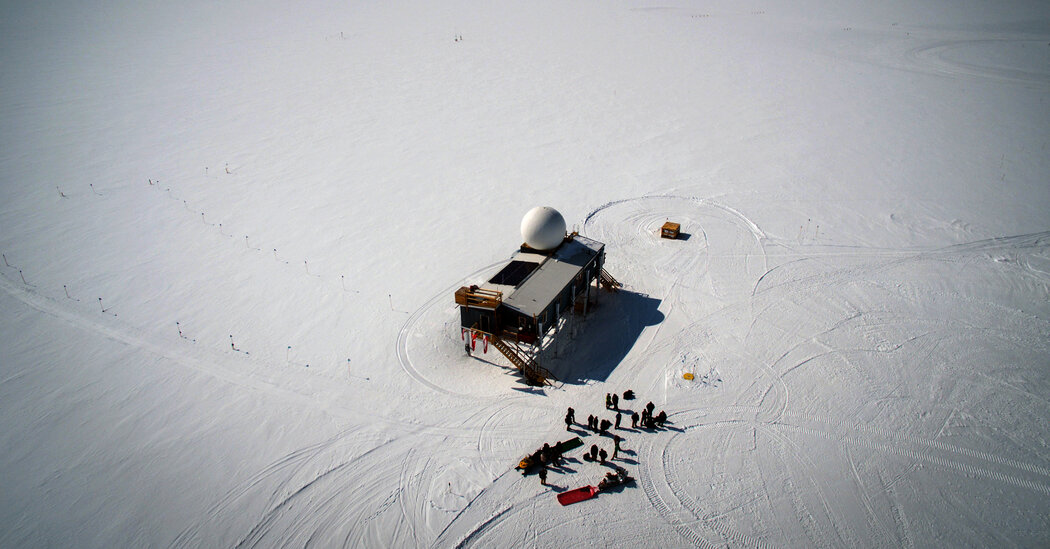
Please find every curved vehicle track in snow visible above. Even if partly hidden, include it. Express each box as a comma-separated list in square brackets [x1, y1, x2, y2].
[903, 38, 1050, 88]
[574, 198, 1050, 547]
[395, 260, 518, 399]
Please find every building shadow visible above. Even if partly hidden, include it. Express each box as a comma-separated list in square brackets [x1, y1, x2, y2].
[544, 290, 664, 384]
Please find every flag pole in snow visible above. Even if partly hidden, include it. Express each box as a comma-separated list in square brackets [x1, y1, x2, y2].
[19, 270, 27, 285]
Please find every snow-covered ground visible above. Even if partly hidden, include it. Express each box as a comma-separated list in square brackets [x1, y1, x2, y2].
[2, 0, 1048, 546]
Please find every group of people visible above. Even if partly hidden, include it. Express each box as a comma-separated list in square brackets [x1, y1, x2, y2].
[536, 442, 563, 485]
[540, 390, 669, 486]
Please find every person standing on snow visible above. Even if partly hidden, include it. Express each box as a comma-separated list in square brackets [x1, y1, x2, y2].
[615, 412, 622, 430]
[613, 435, 622, 459]
[565, 412, 573, 431]
[631, 412, 639, 429]
[599, 448, 608, 463]
[566, 407, 576, 425]
[539, 466, 548, 486]
[611, 393, 619, 411]
[605, 393, 612, 409]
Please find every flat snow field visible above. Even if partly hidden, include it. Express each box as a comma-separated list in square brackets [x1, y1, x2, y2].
[1, 0, 1049, 547]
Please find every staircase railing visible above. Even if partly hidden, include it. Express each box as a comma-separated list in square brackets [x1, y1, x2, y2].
[599, 268, 622, 291]
[485, 332, 554, 386]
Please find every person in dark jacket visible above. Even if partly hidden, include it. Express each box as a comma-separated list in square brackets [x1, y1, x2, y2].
[631, 412, 639, 429]
[605, 393, 612, 409]
[600, 419, 611, 434]
[565, 412, 573, 431]
[598, 448, 608, 463]
[566, 407, 576, 424]
[615, 412, 622, 429]
[611, 393, 619, 410]
[646, 401, 655, 415]
[590, 444, 599, 461]
[612, 435, 622, 459]
[538, 466, 548, 486]
[656, 410, 667, 427]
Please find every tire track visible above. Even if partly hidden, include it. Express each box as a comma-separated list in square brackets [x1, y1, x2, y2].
[395, 260, 510, 399]
[663, 428, 774, 549]
[878, 470, 915, 549]
[904, 38, 1050, 88]
[637, 432, 723, 548]
[773, 421, 1050, 496]
[779, 410, 1050, 479]
[764, 424, 841, 548]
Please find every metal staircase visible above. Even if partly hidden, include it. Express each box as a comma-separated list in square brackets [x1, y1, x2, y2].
[488, 333, 554, 386]
[599, 268, 622, 292]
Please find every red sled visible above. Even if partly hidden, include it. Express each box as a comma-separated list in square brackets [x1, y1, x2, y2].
[557, 486, 598, 506]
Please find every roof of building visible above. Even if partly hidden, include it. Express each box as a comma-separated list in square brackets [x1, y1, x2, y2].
[488, 234, 603, 318]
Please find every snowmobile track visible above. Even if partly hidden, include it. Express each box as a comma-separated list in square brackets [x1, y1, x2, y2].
[396, 260, 510, 399]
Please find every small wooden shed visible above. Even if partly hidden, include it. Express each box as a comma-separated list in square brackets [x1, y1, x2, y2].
[661, 221, 681, 239]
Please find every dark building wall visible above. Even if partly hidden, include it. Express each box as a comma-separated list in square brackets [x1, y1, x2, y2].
[460, 306, 496, 333]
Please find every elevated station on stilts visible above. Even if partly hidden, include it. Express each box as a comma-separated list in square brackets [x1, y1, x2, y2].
[455, 207, 621, 386]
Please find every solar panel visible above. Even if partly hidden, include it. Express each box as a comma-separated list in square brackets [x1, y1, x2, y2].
[488, 260, 540, 286]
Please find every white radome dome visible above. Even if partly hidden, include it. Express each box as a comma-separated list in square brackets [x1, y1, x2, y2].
[521, 206, 567, 250]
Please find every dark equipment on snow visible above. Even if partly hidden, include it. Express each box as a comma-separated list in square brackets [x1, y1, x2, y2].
[598, 466, 634, 492]
[517, 437, 583, 474]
